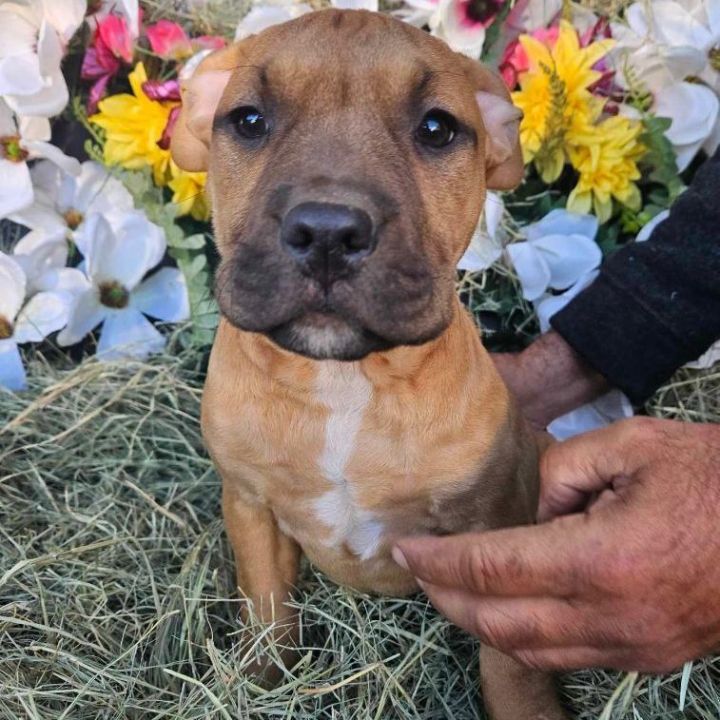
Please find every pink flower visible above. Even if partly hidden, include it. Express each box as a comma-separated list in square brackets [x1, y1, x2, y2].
[82, 14, 134, 112]
[455, 0, 504, 30]
[146, 20, 226, 60]
[499, 27, 559, 89]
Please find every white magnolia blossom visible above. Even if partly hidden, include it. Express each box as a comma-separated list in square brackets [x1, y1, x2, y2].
[90, 0, 140, 38]
[0, 251, 73, 391]
[0, 0, 85, 117]
[612, 0, 720, 170]
[458, 192, 505, 271]
[506, 209, 602, 302]
[235, 0, 313, 40]
[58, 214, 190, 359]
[10, 160, 134, 254]
[0, 100, 80, 218]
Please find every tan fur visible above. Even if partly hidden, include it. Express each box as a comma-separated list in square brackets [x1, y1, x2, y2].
[175, 10, 567, 719]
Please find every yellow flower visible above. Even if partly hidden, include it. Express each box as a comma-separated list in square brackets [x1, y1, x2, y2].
[90, 63, 179, 186]
[512, 21, 613, 183]
[567, 116, 645, 224]
[168, 162, 211, 221]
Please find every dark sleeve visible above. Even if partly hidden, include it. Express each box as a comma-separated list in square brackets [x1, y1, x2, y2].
[550, 150, 720, 404]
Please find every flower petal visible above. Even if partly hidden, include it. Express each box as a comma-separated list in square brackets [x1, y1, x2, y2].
[0, 339, 26, 391]
[97, 307, 166, 360]
[548, 390, 633, 441]
[533, 233, 602, 290]
[636, 209, 670, 243]
[655, 82, 719, 150]
[526, 208, 599, 243]
[14, 290, 72, 343]
[24, 140, 80, 175]
[0, 252, 26, 323]
[131, 267, 190, 322]
[56, 288, 105, 346]
[685, 339, 720, 370]
[506, 242, 551, 301]
[0, 159, 34, 218]
[535, 269, 599, 332]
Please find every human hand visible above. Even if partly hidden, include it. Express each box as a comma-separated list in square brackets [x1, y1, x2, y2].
[393, 418, 720, 671]
[492, 331, 609, 429]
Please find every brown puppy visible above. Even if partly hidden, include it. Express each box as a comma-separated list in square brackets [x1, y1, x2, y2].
[172, 10, 566, 720]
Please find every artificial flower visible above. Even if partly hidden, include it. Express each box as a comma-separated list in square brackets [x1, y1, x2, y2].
[457, 192, 505, 271]
[168, 161, 210, 221]
[145, 20, 226, 61]
[331, 0, 379, 8]
[235, 0, 313, 40]
[10, 160, 135, 253]
[548, 389, 633, 440]
[82, 13, 134, 113]
[396, 0, 498, 57]
[0, 252, 73, 391]
[512, 21, 613, 182]
[0, 0, 84, 117]
[567, 115, 645, 223]
[506, 209, 601, 301]
[57, 214, 190, 359]
[611, 0, 720, 170]
[500, 26, 559, 88]
[0, 101, 80, 218]
[91, 62, 179, 186]
[87, 0, 140, 39]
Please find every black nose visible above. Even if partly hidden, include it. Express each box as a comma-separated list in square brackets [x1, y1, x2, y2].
[280, 202, 376, 284]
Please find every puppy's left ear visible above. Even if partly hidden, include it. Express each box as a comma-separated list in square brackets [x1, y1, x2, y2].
[462, 59, 524, 190]
[171, 45, 242, 172]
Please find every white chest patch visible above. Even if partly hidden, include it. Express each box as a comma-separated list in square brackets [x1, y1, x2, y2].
[312, 362, 383, 560]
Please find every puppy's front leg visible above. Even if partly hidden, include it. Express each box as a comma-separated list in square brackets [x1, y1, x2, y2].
[222, 482, 301, 681]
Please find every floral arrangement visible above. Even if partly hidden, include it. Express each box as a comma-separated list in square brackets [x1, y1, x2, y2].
[1, 0, 718, 437]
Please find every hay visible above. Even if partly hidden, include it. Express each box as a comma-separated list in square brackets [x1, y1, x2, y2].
[2, 331, 720, 719]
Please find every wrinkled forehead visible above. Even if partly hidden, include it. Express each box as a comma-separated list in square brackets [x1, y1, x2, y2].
[217, 11, 480, 121]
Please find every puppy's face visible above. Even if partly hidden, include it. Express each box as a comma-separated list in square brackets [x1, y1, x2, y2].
[173, 10, 522, 360]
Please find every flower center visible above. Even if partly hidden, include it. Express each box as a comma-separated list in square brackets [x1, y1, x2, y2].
[85, 0, 103, 15]
[63, 209, 84, 230]
[1, 136, 28, 163]
[0, 315, 13, 340]
[463, 0, 501, 25]
[709, 46, 720, 72]
[99, 281, 130, 309]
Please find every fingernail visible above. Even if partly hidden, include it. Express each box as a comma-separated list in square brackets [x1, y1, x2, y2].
[391, 546, 409, 570]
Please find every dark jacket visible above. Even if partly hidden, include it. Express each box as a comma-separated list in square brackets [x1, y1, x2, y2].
[551, 149, 720, 403]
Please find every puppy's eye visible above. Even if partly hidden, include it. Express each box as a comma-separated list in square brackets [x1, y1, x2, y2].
[416, 110, 457, 148]
[231, 106, 268, 139]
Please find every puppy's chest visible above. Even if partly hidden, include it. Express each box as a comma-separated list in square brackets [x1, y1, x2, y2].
[248, 363, 483, 561]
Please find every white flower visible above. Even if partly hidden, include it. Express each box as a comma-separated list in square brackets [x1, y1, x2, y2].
[458, 192, 505, 271]
[612, 0, 720, 170]
[10, 160, 134, 254]
[0, 0, 85, 117]
[0, 251, 73, 391]
[396, 0, 489, 57]
[506, 209, 602, 302]
[331, 0, 378, 9]
[57, 214, 190, 360]
[0, 100, 80, 218]
[90, 0, 140, 38]
[235, 0, 313, 41]
[548, 390, 634, 441]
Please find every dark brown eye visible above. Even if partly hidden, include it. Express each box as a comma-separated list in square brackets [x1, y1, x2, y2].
[232, 106, 268, 139]
[416, 110, 458, 148]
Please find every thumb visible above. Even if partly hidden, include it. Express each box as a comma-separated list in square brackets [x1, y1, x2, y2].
[538, 419, 649, 522]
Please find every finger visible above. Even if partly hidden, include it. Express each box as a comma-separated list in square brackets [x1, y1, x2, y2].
[538, 418, 653, 521]
[419, 581, 592, 651]
[394, 517, 598, 598]
[511, 645, 641, 672]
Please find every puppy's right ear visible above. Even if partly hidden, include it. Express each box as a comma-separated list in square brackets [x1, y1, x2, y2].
[171, 45, 241, 172]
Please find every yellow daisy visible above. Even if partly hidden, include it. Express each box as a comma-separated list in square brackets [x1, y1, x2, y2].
[168, 162, 211, 221]
[567, 115, 645, 224]
[512, 21, 613, 183]
[90, 63, 179, 187]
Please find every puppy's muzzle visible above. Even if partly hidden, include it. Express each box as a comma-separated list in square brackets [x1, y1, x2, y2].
[280, 201, 377, 288]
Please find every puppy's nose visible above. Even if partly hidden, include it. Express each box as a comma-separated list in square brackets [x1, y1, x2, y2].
[281, 202, 376, 284]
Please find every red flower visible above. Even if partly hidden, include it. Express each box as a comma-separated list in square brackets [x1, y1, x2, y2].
[82, 14, 134, 112]
[146, 20, 226, 60]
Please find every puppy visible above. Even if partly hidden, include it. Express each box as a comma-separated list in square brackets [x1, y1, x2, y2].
[172, 10, 567, 720]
